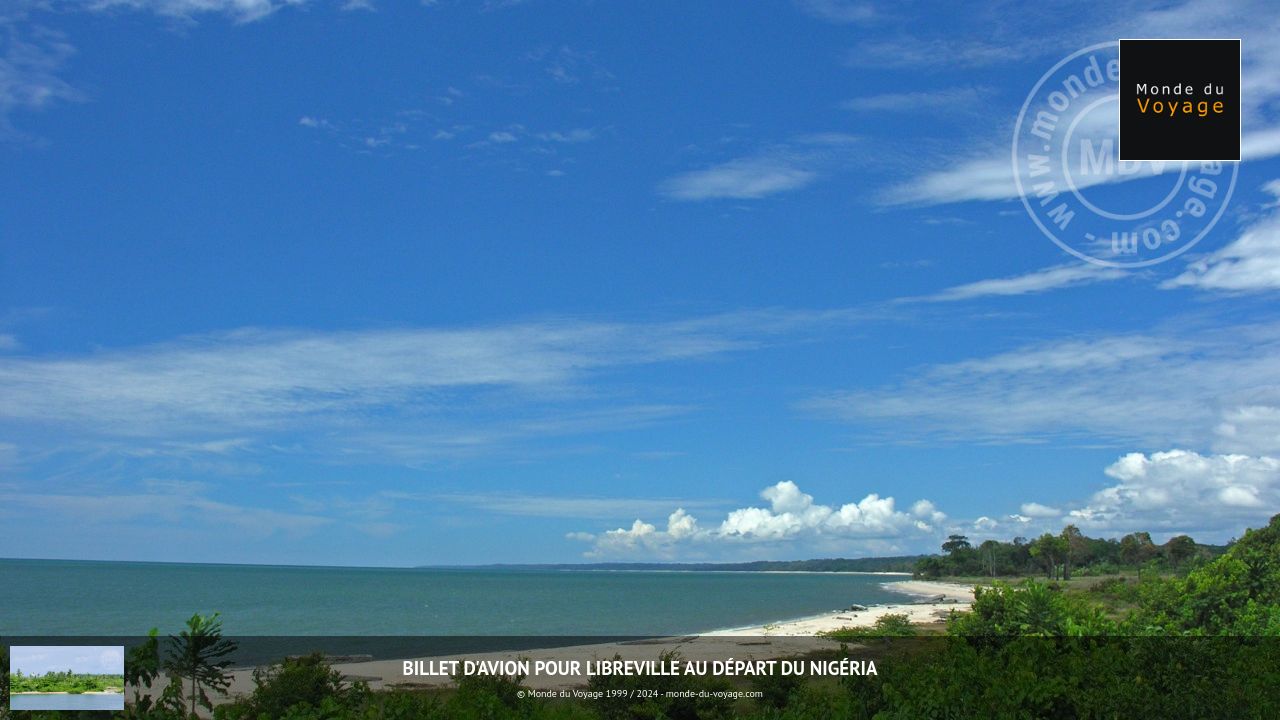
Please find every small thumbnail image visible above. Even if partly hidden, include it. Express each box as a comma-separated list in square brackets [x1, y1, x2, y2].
[8, 645, 125, 712]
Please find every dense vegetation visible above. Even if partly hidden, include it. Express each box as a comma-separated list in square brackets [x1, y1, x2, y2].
[9, 670, 124, 694]
[913, 524, 1226, 580]
[12, 515, 1279, 719]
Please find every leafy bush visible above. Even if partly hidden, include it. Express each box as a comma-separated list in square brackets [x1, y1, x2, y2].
[820, 613, 918, 642]
[214, 652, 363, 720]
[948, 580, 1116, 637]
[1130, 513, 1280, 635]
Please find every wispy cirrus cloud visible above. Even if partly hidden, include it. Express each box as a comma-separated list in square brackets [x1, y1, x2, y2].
[87, 0, 311, 24]
[0, 18, 82, 137]
[794, 0, 875, 24]
[1163, 183, 1280, 292]
[418, 491, 730, 520]
[805, 319, 1280, 455]
[841, 86, 991, 113]
[0, 483, 331, 538]
[846, 37, 1030, 70]
[659, 156, 818, 201]
[0, 310, 863, 458]
[882, 1, 1280, 207]
[900, 262, 1128, 302]
[658, 134, 858, 201]
[2, 0, 309, 137]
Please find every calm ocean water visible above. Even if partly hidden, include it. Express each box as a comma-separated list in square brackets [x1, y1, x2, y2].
[11, 694, 125, 711]
[0, 559, 909, 636]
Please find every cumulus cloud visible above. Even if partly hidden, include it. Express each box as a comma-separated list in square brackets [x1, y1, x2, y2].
[1065, 449, 1280, 536]
[1019, 502, 1061, 518]
[972, 516, 998, 531]
[572, 480, 943, 557]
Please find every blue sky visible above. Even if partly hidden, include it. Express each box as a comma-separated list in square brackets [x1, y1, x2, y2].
[10, 645, 124, 676]
[2, 0, 1280, 565]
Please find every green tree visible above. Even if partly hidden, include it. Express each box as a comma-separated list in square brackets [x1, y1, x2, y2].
[165, 612, 239, 718]
[941, 534, 971, 555]
[1165, 534, 1196, 569]
[1120, 531, 1156, 566]
[914, 555, 945, 579]
[1029, 533, 1066, 580]
[978, 539, 1000, 577]
[1061, 524, 1086, 580]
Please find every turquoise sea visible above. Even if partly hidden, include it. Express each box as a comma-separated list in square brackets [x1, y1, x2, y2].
[0, 559, 910, 636]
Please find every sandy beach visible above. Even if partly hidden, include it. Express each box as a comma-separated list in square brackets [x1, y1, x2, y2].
[207, 578, 977, 697]
[701, 579, 974, 637]
[136, 577, 977, 709]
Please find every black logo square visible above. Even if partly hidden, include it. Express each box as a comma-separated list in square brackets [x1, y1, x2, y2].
[1119, 39, 1241, 161]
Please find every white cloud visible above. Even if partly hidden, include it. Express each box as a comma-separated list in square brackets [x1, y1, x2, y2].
[0, 485, 330, 537]
[794, 0, 874, 24]
[659, 156, 818, 201]
[87, 0, 310, 23]
[847, 37, 1028, 69]
[1019, 502, 1061, 518]
[425, 492, 727, 520]
[906, 263, 1127, 302]
[298, 115, 338, 130]
[806, 320, 1280, 455]
[1065, 449, 1280, 536]
[0, 310, 862, 462]
[536, 128, 595, 143]
[880, 3, 1280, 207]
[659, 135, 858, 201]
[1163, 203, 1280, 292]
[573, 480, 942, 557]
[488, 130, 518, 143]
[881, 151, 1016, 205]
[0, 20, 83, 135]
[842, 87, 989, 113]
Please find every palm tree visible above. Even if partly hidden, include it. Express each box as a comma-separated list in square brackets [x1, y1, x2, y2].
[164, 612, 238, 718]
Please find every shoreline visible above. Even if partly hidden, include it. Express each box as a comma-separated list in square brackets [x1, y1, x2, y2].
[146, 579, 978, 701]
[700, 579, 974, 636]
